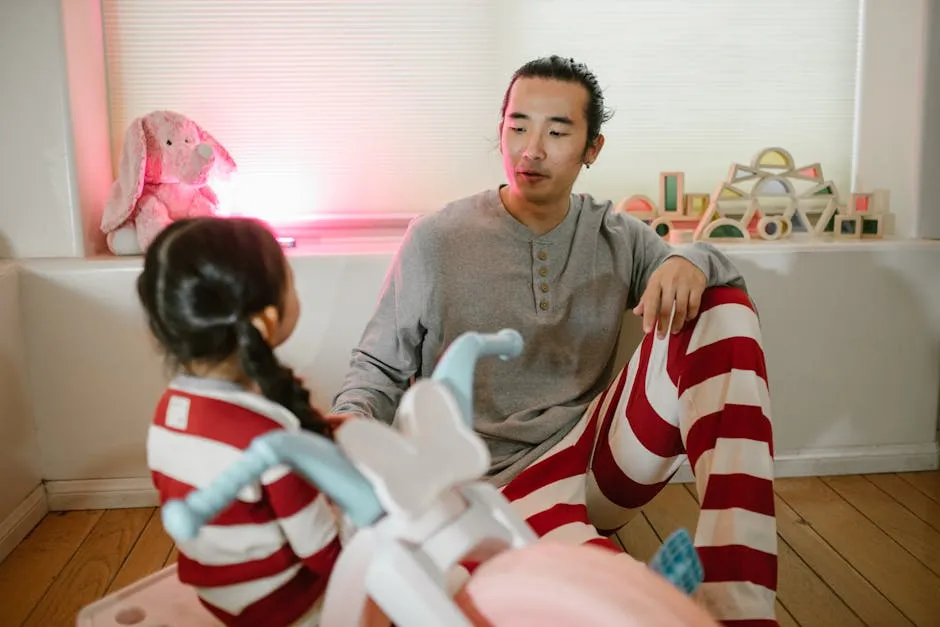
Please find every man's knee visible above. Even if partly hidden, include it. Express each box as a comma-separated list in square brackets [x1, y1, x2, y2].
[687, 286, 761, 341]
[699, 285, 755, 315]
[678, 285, 768, 400]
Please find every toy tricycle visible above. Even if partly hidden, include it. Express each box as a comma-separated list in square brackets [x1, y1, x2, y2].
[78, 329, 709, 626]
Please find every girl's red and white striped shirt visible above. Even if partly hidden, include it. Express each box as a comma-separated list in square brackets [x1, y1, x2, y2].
[147, 375, 341, 626]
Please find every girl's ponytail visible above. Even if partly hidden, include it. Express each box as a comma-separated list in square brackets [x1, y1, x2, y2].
[234, 318, 332, 438]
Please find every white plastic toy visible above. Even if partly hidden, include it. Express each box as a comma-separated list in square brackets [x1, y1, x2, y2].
[77, 329, 708, 627]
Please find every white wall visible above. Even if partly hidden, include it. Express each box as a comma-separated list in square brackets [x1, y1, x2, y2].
[0, 0, 82, 259]
[917, 0, 940, 239]
[853, 0, 931, 239]
[0, 264, 43, 540]
[19, 240, 940, 494]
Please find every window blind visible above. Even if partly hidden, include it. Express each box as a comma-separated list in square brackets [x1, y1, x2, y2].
[101, 0, 861, 225]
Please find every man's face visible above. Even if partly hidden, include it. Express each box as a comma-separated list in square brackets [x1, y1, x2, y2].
[499, 77, 603, 207]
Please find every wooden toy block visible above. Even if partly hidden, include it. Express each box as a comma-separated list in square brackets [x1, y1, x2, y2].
[871, 189, 890, 214]
[726, 196, 761, 226]
[812, 198, 840, 237]
[742, 198, 767, 234]
[833, 214, 862, 239]
[782, 202, 813, 235]
[614, 194, 659, 221]
[684, 193, 710, 218]
[727, 164, 762, 184]
[850, 189, 892, 235]
[691, 209, 713, 242]
[785, 177, 828, 198]
[649, 217, 671, 239]
[756, 216, 789, 241]
[659, 172, 685, 214]
[850, 192, 872, 214]
[751, 146, 795, 171]
[635, 148, 894, 245]
[782, 162, 825, 182]
[666, 229, 695, 244]
[753, 175, 796, 198]
[715, 182, 748, 201]
[799, 180, 840, 200]
[880, 210, 895, 235]
[666, 218, 701, 231]
[698, 217, 751, 242]
[693, 184, 758, 241]
[860, 214, 886, 238]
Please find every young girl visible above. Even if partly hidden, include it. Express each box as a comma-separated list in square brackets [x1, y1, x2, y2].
[138, 216, 341, 626]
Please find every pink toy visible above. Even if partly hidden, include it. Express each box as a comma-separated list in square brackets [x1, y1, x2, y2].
[76, 565, 221, 626]
[100, 110, 236, 256]
[75, 545, 719, 627]
[455, 542, 719, 627]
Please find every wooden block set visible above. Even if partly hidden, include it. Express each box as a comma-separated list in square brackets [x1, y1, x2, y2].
[614, 147, 893, 243]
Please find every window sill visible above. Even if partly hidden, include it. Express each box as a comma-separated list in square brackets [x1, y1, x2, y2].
[684, 235, 940, 255]
[5, 233, 936, 274]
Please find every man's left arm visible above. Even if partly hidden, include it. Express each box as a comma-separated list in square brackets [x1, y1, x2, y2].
[615, 212, 749, 337]
[671, 241, 747, 292]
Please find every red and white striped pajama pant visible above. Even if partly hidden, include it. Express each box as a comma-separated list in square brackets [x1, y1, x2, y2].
[499, 286, 777, 626]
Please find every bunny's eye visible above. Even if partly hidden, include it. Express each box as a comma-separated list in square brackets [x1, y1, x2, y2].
[166, 139, 173, 146]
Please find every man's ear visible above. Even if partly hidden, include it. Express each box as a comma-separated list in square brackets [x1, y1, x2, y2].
[585, 133, 605, 166]
[497, 121, 504, 154]
[250, 305, 280, 344]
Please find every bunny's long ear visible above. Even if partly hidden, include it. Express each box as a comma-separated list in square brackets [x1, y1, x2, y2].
[101, 116, 147, 232]
[195, 122, 237, 180]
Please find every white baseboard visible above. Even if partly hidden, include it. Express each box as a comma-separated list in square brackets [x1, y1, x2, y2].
[0, 485, 48, 563]
[671, 441, 940, 483]
[45, 477, 159, 511]
[41, 442, 940, 510]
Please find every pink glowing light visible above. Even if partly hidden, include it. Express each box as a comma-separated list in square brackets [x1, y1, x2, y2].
[212, 171, 320, 225]
[211, 171, 415, 245]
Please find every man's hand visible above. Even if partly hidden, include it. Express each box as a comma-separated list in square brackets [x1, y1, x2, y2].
[632, 257, 707, 338]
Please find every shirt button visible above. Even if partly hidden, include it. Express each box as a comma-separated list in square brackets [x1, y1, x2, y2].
[539, 282, 549, 293]
[539, 299, 549, 311]
[538, 266, 548, 277]
[537, 250, 548, 261]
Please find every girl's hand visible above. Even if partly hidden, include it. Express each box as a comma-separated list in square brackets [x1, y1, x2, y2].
[325, 413, 356, 430]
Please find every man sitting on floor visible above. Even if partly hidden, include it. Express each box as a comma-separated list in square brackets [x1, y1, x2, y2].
[331, 55, 777, 626]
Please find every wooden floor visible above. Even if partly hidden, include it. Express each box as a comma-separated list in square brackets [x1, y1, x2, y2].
[0, 472, 938, 626]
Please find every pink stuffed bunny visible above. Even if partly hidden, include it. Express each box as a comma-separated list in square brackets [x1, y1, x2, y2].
[100, 110, 237, 255]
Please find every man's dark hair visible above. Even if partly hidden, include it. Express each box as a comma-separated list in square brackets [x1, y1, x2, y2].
[500, 55, 614, 148]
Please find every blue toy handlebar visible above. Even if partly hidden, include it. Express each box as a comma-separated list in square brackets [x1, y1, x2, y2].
[430, 329, 523, 428]
[161, 430, 385, 542]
